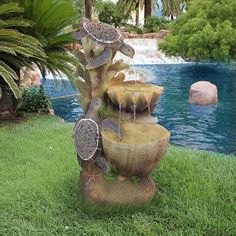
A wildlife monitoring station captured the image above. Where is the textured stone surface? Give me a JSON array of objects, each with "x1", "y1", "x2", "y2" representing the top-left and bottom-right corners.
[
  {"x1": 80, "y1": 167, "x2": 156, "y2": 205},
  {"x1": 189, "y1": 81, "x2": 218, "y2": 105}
]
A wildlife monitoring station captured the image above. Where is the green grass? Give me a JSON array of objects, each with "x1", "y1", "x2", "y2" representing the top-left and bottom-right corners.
[{"x1": 0, "y1": 116, "x2": 235, "y2": 235}]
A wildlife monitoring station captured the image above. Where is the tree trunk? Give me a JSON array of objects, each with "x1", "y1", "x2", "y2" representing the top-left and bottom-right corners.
[
  {"x1": 0, "y1": 80, "x2": 15, "y2": 119},
  {"x1": 85, "y1": 0, "x2": 92, "y2": 20},
  {"x1": 41, "y1": 68, "x2": 47, "y2": 79},
  {"x1": 0, "y1": 67, "x2": 21, "y2": 119},
  {"x1": 144, "y1": 0, "x2": 152, "y2": 21},
  {"x1": 135, "y1": 7, "x2": 139, "y2": 27}
]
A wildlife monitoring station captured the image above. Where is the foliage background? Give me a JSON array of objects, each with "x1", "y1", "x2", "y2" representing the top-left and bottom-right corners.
[{"x1": 159, "y1": 0, "x2": 236, "y2": 61}]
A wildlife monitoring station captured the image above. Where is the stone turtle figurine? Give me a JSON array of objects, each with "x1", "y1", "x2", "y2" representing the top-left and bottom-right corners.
[
  {"x1": 74, "y1": 98, "x2": 123, "y2": 173},
  {"x1": 72, "y1": 17, "x2": 135, "y2": 70}
]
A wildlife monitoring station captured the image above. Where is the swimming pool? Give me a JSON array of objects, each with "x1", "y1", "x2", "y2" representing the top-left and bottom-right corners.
[{"x1": 42, "y1": 63, "x2": 236, "y2": 155}]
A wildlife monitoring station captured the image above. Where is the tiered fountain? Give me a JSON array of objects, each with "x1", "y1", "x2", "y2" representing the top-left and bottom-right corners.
[{"x1": 72, "y1": 17, "x2": 170, "y2": 205}]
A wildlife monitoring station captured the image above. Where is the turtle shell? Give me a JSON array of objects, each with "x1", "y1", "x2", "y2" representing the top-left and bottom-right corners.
[{"x1": 80, "y1": 19, "x2": 123, "y2": 48}]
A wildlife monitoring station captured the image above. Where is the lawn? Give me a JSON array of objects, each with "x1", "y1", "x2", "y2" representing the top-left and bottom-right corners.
[{"x1": 0, "y1": 115, "x2": 235, "y2": 235}]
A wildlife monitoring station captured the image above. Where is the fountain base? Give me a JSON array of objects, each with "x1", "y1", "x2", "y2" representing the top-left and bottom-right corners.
[{"x1": 80, "y1": 166, "x2": 156, "y2": 205}]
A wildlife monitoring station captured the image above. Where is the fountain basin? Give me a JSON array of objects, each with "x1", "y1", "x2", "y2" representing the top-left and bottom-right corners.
[
  {"x1": 101, "y1": 121, "x2": 170, "y2": 178},
  {"x1": 107, "y1": 81, "x2": 163, "y2": 112}
]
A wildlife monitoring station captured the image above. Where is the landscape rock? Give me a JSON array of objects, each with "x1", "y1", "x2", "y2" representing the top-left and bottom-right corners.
[
  {"x1": 189, "y1": 81, "x2": 218, "y2": 105},
  {"x1": 122, "y1": 30, "x2": 170, "y2": 42},
  {"x1": 20, "y1": 66, "x2": 41, "y2": 88}
]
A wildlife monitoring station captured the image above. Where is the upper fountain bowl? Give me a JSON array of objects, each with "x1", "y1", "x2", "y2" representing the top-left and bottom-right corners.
[{"x1": 107, "y1": 81, "x2": 164, "y2": 112}]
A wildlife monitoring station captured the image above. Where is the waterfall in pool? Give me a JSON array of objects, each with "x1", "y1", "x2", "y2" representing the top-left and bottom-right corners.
[{"x1": 115, "y1": 38, "x2": 186, "y2": 64}]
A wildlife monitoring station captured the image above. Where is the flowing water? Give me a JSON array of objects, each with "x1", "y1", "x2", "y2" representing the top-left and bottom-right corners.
[
  {"x1": 115, "y1": 38, "x2": 186, "y2": 65},
  {"x1": 147, "y1": 99, "x2": 151, "y2": 129},
  {"x1": 43, "y1": 63, "x2": 236, "y2": 155},
  {"x1": 133, "y1": 104, "x2": 137, "y2": 123},
  {"x1": 118, "y1": 102, "x2": 122, "y2": 140},
  {"x1": 133, "y1": 66, "x2": 137, "y2": 83}
]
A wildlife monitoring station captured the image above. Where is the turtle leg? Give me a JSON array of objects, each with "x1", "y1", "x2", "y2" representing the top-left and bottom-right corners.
[
  {"x1": 100, "y1": 118, "x2": 124, "y2": 138},
  {"x1": 86, "y1": 47, "x2": 113, "y2": 70},
  {"x1": 119, "y1": 43, "x2": 135, "y2": 58},
  {"x1": 95, "y1": 155, "x2": 110, "y2": 173},
  {"x1": 72, "y1": 30, "x2": 83, "y2": 42}
]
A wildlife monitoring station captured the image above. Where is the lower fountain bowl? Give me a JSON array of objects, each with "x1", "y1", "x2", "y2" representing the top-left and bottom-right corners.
[{"x1": 101, "y1": 121, "x2": 170, "y2": 178}]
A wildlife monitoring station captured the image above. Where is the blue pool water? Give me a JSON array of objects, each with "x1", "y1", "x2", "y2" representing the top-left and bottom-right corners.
[{"x1": 42, "y1": 63, "x2": 236, "y2": 155}]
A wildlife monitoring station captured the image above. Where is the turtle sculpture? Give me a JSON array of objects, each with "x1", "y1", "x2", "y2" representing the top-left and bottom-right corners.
[
  {"x1": 74, "y1": 98, "x2": 123, "y2": 173},
  {"x1": 72, "y1": 17, "x2": 134, "y2": 70}
]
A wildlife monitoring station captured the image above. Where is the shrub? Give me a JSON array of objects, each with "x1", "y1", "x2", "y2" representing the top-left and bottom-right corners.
[
  {"x1": 21, "y1": 85, "x2": 51, "y2": 113},
  {"x1": 159, "y1": 0, "x2": 236, "y2": 61},
  {"x1": 143, "y1": 16, "x2": 170, "y2": 33},
  {"x1": 97, "y1": 1, "x2": 130, "y2": 27},
  {"x1": 124, "y1": 24, "x2": 143, "y2": 34}
]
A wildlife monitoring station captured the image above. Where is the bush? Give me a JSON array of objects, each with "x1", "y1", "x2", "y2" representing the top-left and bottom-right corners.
[
  {"x1": 124, "y1": 24, "x2": 143, "y2": 34},
  {"x1": 21, "y1": 85, "x2": 51, "y2": 113},
  {"x1": 159, "y1": 0, "x2": 236, "y2": 61},
  {"x1": 97, "y1": 1, "x2": 130, "y2": 27},
  {"x1": 144, "y1": 16, "x2": 170, "y2": 33}
]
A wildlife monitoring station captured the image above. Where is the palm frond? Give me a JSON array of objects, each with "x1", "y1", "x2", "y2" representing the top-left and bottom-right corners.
[
  {"x1": 40, "y1": 51, "x2": 78, "y2": 82},
  {"x1": 0, "y1": 61, "x2": 22, "y2": 99},
  {"x1": 0, "y1": 2, "x2": 24, "y2": 15},
  {"x1": 0, "y1": 3, "x2": 46, "y2": 99},
  {"x1": 19, "y1": 0, "x2": 79, "y2": 81},
  {"x1": 0, "y1": 19, "x2": 32, "y2": 28}
]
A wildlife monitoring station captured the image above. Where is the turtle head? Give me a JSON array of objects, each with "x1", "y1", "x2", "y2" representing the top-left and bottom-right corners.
[
  {"x1": 72, "y1": 17, "x2": 90, "y2": 42},
  {"x1": 80, "y1": 17, "x2": 90, "y2": 24},
  {"x1": 120, "y1": 43, "x2": 135, "y2": 58}
]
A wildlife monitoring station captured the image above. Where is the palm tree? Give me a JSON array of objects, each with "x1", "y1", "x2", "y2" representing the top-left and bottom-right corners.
[
  {"x1": 144, "y1": 0, "x2": 152, "y2": 19},
  {"x1": 161, "y1": 0, "x2": 181, "y2": 20},
  {"x1": 118, "y1": 0, "x2": 157, "y2": 23},
  {"x1": 0, "y1": 0, "x2": 80, "y2": 117},
  {"x1": 0, "y1": 2, "x2": 45, "y2": 116},
  {"x1": 161, "y1": 0, "x2": 191, "y2": 19},
  {"x1": 19, "y1": 0, "x2": 79, "y2": 81},
  {"x1": 118, "y1": 0, "x2": 190, "y2": 23},
  {"x1": 85, "y1": 0, "x2": 92, "y2": 20},
  {"x1": 117, "y1": 0, "x2": 140, "y2": 26}
]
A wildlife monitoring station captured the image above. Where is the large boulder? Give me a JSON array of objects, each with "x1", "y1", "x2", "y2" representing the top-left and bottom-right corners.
[{"x1": 189, "y1": 81, "x2": 218, "y2": 105}]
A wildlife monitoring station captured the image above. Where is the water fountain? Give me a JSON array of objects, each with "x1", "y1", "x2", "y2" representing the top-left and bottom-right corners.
[{"x1": 72, "y1": 17, "x2": 170, "y2": 205}]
